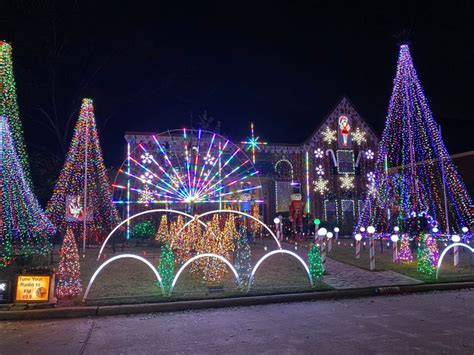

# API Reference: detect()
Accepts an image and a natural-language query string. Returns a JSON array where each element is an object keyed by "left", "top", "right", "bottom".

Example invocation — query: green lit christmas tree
[
  {"left": 158, "top": 242, "right": 174, "bottom": 295},
  {"left": 308, "top": 242, "right": 324, "bottom": 283}
]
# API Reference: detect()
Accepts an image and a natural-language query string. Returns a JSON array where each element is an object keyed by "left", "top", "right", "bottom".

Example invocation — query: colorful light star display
[
  {"left": 0, "top": 42, "right": 31, "bottom": 183},
  {"left": 356, "top": 45, "right": 473, "bottom": 235},
  {"left": 114, "top": 129, "right": 263, "bottom": 207},
  {"left": 0, "top": 117, "right": 55, "bottom": 267},
  {"left": 47, "top": 98, "right": 120, "bottom": 241},
  {"left": 241, "top": 123, "right": 267, "bottom": 164},
  {"left": 56, "top": 228, "right": 82, "bottom": 299}
]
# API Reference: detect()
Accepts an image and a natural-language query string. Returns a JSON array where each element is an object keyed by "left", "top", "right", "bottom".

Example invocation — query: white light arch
[
  {"left": 82, "top": 254, "right": 164, "bottom": 302},
  {"left": 274, "top": 159, "right": 294, "bottom": 181},
  {"left": 179, "top": 209, "right": 282, "bottom": 249},
  {"left": 436, "top": 243, "right": 474, "bottom": 279},
  {"left": 248, "top": 249, "right": 313, "bottom": 290},
  {"left": 171, "top": 253, "right": 240, "bottom": 294},
  {"left": 98, "top": 209, "right": 209, "bottom": 260}
]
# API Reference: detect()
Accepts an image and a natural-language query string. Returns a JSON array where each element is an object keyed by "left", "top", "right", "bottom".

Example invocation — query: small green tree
[
  {"left": 417, "top": 233, "right": 434, "bottom": 276},
  {"left": 131, "top": 221, "right": 155, "bottom": 240},
  {"left": 158, "top": 243, "right": 174, "bottom": 295},
  {"left": 308, "top": 242, "right": 325, "bottom": 284}
]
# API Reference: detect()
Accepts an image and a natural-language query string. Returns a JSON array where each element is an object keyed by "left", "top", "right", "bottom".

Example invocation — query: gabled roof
[{"left": 304, "top": 95, "right": 379, "bottom": 146}]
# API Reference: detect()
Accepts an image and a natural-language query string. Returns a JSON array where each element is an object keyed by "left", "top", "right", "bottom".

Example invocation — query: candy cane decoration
[
  {"left": 454, "top": 245, "right": 460, "bottom": 268},
  {"left": 355, "top": 233, "right": 362, "bottom": 259},
  {"left": 367, "top": 226, "right": 375, "bottom": 270},
  {"left": 452, "top": 234, "right": 461, "bottom": 268},
  {"left": 321, "top": 242, "right": 327, "bottom": 267},
  {"left": 369, "top": 237, "right": 375, "bottom": 270},
  {"left": 327, "top": 232, "right": 334, "bottom": 253},
  {"left": 390, "top": 234, "right": 399, "bottom": 263}
]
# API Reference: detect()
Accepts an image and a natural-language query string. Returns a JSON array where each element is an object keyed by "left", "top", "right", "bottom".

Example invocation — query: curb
[{"left": 1, "top": 281, "right": 473, "bottom": 321}]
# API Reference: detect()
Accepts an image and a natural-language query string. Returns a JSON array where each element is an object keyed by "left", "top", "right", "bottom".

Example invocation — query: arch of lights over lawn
[
  {"left": 112, "top": 129, "right": 264, "bottom": 238},
  {"left": 83, "top": 254, "right": 164, "bottom": 302}
]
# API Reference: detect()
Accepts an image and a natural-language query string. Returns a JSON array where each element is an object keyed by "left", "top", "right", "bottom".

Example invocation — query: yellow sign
[{"left": 15, "top": 275, "right": 51, "bottom": 302}]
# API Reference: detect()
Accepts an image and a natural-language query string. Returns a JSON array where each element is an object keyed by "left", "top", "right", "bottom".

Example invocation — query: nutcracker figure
[{"left": 289, "top": 192, "right": 303, "bottom": 234}]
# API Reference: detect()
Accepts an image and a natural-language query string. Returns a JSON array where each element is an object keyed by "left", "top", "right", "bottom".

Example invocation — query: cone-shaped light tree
[
  {"left": 0, "top": 117, "right": 55, "bottom": 267},
  {"left": 47, "top": 98, "right": 119, "bottom": 242},
  {"left": 0, "top": 41, "right": 31, "bottom": 183},
  {"left": 56, "top": 228, "right": 82, "bottom": 298},
  {"left": 357, "top": 45, "right": 473, "bottom": 234}
]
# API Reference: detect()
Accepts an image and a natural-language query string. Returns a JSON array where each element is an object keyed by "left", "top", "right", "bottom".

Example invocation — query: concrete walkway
[
  {"left": 324, "top": 257, "right": 422, "bottom": 289},
  {"left": 281, "top": 242, "right": 422, "bottom": 289}
]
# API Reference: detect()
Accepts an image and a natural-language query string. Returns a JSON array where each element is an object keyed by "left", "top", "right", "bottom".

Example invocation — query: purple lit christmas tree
[
  {"left": 357, "top": 45, "right": 473, "bottom": 235},
  {"left": 0, "top": 117, "right": 55, "bottom": 267}
]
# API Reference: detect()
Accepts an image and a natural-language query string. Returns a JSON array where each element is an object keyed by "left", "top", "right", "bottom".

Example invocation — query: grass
[
  {"left": 328, "top": 239, "right": 474, "bottom": 283},
  {"left": 32, "top": 242, "right": 331, "bottom": 306}
]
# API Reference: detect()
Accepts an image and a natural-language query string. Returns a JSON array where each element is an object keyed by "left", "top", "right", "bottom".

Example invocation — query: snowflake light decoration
[
  {"left": 138, "top": 185, "right": 155, "bottom": 206},
  {"left": 313, "top": 177, "right": 329, "bottom": 195},
  {"left": 321, "top": 126, "right": 337, "bottom": 144},
  {"left": 365, "top": 149, "right": 374, "bottom": 160},
  {"left": 141, "top": 152, "right": 153, "bottom": 164},
  {"left": 367, "top": 182, "right": 377, "bottom": 196},
  {"left": 315, "top": 164, "right": 325, "bottom": 176},
  {"left": 351, "top": 127, "right": 367, "bottom": 145},
  {"left": 204, "top": 153, "right": 215, "bottom": 165},
  {"left": 140, "top": 171, "right": 153, "bottom": 184},
  {"left": 339, "top": 173, "right": 354, "bottom": 190},
  {"left": 367, "top": 171, "right": 375, "bottom": 182},
  {"left": 314, "top": 148, "right": 324, "bottom": 159}
]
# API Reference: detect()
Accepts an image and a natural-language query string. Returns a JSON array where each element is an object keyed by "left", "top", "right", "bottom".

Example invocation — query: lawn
[
  {"left": 46, "top": 242, "right": 331, "bottom": 306},
  {"left": 328, "top": 239, "right": 474, "bottom": 283}
]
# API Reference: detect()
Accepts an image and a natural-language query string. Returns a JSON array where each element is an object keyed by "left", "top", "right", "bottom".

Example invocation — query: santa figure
[{"left": 339, "top": 115, "right": 351, "bottom": 146}]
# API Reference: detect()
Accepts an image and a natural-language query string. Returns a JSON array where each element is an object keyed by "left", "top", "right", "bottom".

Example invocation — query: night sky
[{"left": 1, "top": 1, "right": 472, "bottom": 168}]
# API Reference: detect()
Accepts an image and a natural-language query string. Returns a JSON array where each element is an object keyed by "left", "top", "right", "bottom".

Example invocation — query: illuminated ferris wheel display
[{"left": 113, "top": 128, "right": 263, "bottom": 208}]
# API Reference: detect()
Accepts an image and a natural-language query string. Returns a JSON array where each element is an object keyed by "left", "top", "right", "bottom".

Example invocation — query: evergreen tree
[
  {"left": 0, "top": 42, "right": 31, "bottom": 182},
  {"left": 357, "top": 45, "right": 472, "bottom": 234},
  {"left": 308, "top": 242, "right": 325, "bottom": 282},
  {"left": 158, "top": 242, "right": 174, "bottom": 295},
  {"left": 47, "top": 98, "right": 119, "bottom": 242},
  {"left": 0, "top": 117, "right": 55, "bottom": 267},
  {"left": 399, "top": 234, "right": 413, "bottom": 262},
  {"left": 234, "top": 226, "right": 252, "bottom": 287},
  {"left": 56, "top": 228, "right": 82, "bottom": 298},
  {"left": 155, "top": 215, "right": 169, "bottom": 242}
]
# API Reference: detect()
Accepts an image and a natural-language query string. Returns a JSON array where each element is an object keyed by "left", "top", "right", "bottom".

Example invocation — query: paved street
[{"left": 1, "top": 289, "right": 473, "bottom": 354}]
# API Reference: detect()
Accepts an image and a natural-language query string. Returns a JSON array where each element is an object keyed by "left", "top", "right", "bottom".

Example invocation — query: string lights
[
  {"left": 0, "top": 41, "right": 31, "bottom": 183},
  {"left": 356, "top": 44, "right": 473, "bottom": 235},
  {"left": 47, "top": 98, "right": 120, "bottom": 241},
  {"left": 0, "top": 117, "right": 55, "bottom": 267},
  {"left": 56, "top": 228, "right": 82, "bottom": 299}
]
